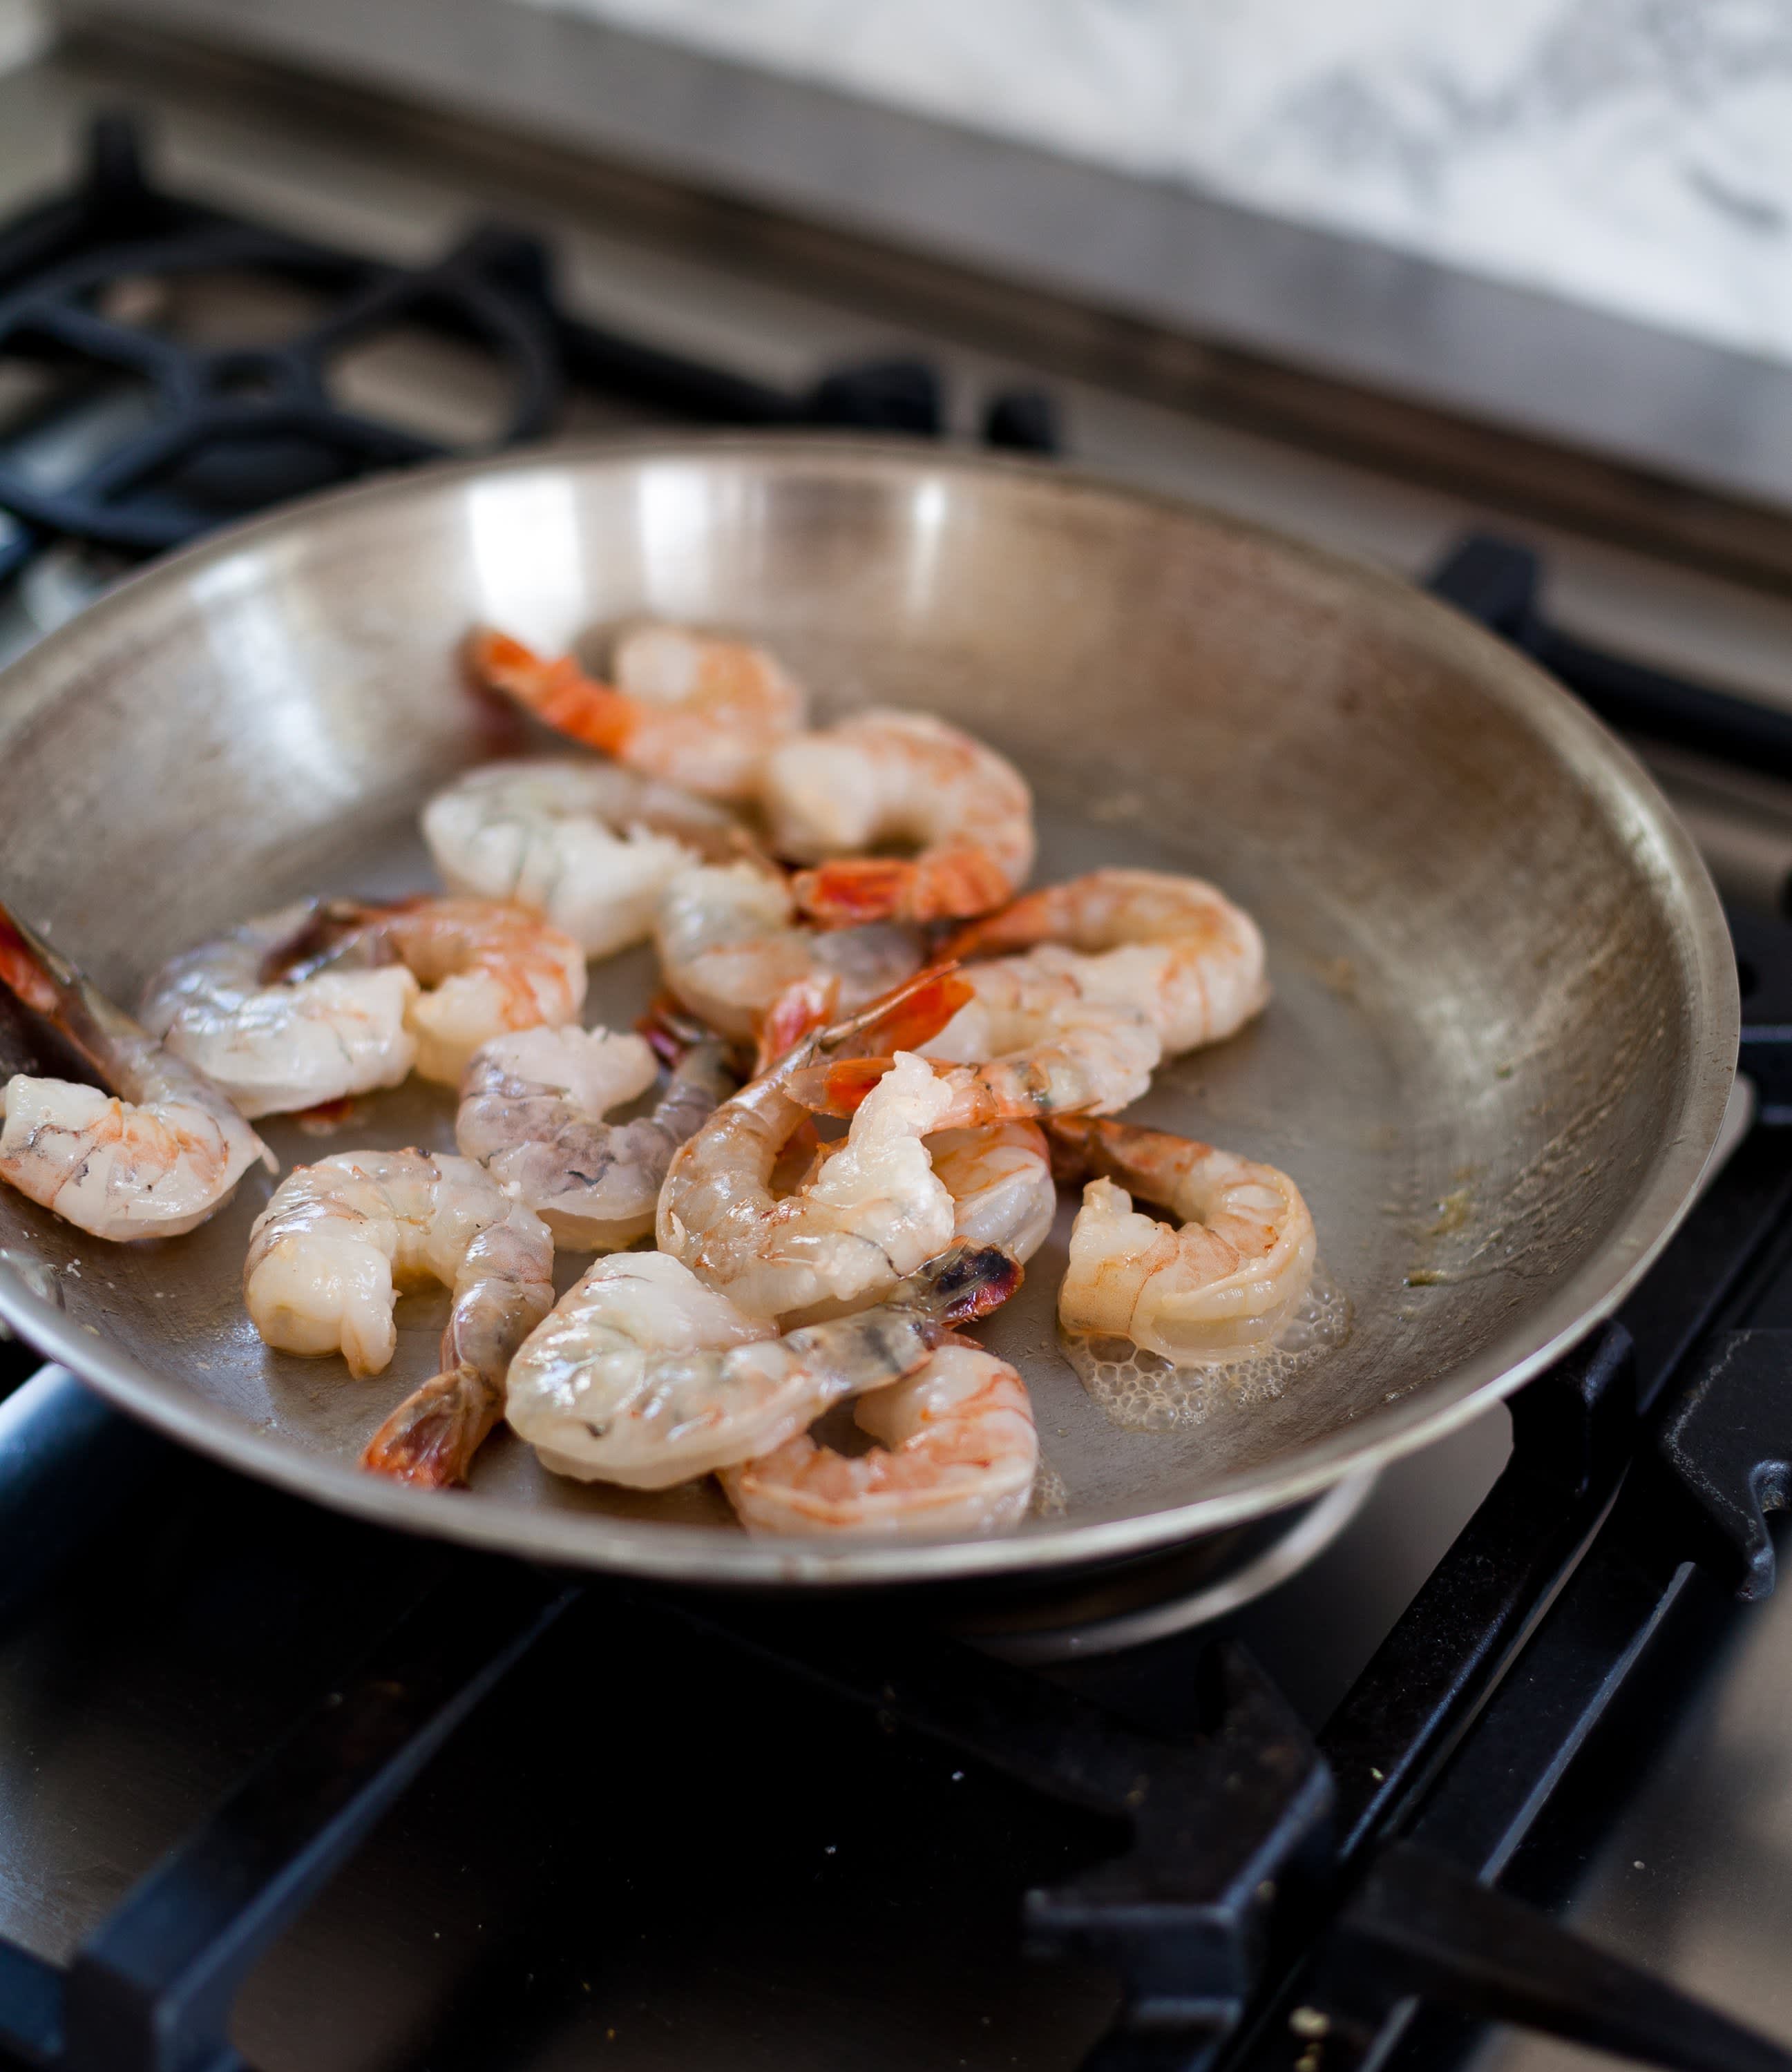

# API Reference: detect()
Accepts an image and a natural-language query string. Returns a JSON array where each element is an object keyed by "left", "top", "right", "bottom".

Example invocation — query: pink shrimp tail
[
  {"left": 794, "top": 846, "right": 1014, "bottom": 928},
  {"left": 828, "top": 963, "right": 973, "bottom": 1055},
  {"left": 0, "top": 905, "right": 62, "bottom": 1019},
  {"left": 754, "top": 972, "right": 840, "bottom": 1077},
  {"left": 939, "top": 885, "right": 1059, "bottom": 960},
  {"left": 637, "top": 990, "right": 718, "bottom": 1070},
  {"left": 784, "top": 1056, "right": 893, "bottom": 1116},
  {"left": 466, "top": 625, "right": 636, "bottom": 757},
  {"left": 360, "top": 1365, "right": 499, "bottom": 1489}
]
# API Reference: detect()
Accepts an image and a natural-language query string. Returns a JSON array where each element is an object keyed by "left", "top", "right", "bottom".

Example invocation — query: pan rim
[{"left": 0, "top": 430, "right": 1739, "bottom": 1587}]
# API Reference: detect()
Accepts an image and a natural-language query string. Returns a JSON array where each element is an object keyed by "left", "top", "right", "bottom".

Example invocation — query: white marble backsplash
[{"left": 517, "top": 0, "right": 1792, "bottom": 369}]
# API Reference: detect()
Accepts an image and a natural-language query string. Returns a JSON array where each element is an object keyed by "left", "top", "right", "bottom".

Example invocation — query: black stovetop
[{"left": 2, "top": 109, "right": 1792, "bottom": 2072}]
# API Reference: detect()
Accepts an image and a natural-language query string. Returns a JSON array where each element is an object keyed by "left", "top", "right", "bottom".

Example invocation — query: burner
[{"left": 0, "top": 221, "right": 560, "bottom": 552}]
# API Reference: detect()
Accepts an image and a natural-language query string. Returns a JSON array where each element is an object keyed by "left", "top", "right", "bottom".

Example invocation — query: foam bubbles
[
  {"left": 1060, "top": 1261, "right": 1353, "bottom": 1432},
  {"left": 1029, "top": 1456, "right": 1069, "bottom": 1518}
]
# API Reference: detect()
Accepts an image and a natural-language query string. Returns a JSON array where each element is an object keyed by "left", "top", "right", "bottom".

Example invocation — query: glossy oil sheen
[{"left": 0, "top": 437, "right": 1737, "bottom": 1586}]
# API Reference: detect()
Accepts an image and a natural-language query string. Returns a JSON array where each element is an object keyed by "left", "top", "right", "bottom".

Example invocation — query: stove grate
[{"left": 0, "top": 113, "right": 1058, "bottom": 587}]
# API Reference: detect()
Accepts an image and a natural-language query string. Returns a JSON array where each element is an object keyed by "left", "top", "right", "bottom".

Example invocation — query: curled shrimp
[
  {"left": 928, "top": 1120, "right": 1057, "bottom": 1263},
  {"left": 790, "top": 867, "right": 1268, "bottom": 1126},
  {"left": 656, "top": 967, "right": 979, "bottom": 1323},
  {"left": 271, "top": 896, "right": 586, "bottom": 1087},
  {"left": 456, "top": 1024, "right": 733, "bottom": 1250},
  {"left": 0, "top": 904, "right": 272, "bottom": 1241},
  {"left": 1047, "top": 1116, "right": 1315, "bottom": 1364},
  {"left": 138, "top": 900, "right": 420, "bottom": 1119},
  {"left": 788, "top": 963, "right": 1161, "bottom": 1126},
  {"left": 720, "top": 1343, "right": 1037, "bottom": 1538},
  {"left": 504, "top": 1239, "right": 1019, "bottom": 1488},
  {"left": 773, "top": 1114, "right": 1056, "bottom": 1269},
  {"left": 654, "top": 861, "right": 921, "bottom": 1042},
  {"left": 242, "top": 1147, "right": 555, "bottom": 1487},
  {"left": 468, "top": 623, "right": 807, "bottom": 802},
  {"left": 421, "top": 756, "right": 747, "bottom": 959},
  {"left": 944, "top": 867, "right": 1268, "bottom": 1056},
  {"left": 762, "top": 709, "right": 1034, "bottom": 925}
]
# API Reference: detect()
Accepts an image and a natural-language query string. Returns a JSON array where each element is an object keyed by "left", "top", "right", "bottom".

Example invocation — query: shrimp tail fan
[
  {"left": 783, "top": 1056, "right": 891, "bottom": 1117},
  {"left": 907, "top": 1241, "right": 1024, "bottom": 1327},
  {"left": 819, "top": 961, "right": 972, "bottom": 1059},
  {"left": 0, "top": 899, "right": 159, "bottom": 1075},
  {"left": 0, "top": 903, "right": 64, "bottom": 1019},
  {"left": 361, "top": 1365, "right": 502, "bottom": 1489},
  {"left": 465, "top": 626, "right": 633, "bottom": 756},
  {"left": 754, "top": 972, "right": 841, "bottom": 1077}
]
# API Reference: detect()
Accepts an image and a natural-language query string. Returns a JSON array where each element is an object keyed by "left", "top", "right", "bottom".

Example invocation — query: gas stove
[{"left": 5, "top": 28, "right": 1792, "bottom": 2072}]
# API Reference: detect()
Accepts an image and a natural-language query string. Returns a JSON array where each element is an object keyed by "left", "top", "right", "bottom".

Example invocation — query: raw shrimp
[
  {"left": 456, "top": 1024, "right": 734, "bottom": 1249},
  {"left": 468, "top": 623, "right": 806, "bottom": 801},
  {"left": 771, "top": 1115, "right": 1056, "bottom": 1268},
  {"left": 1047, "top": 1116, "right": 1315, "bottom": 1363},
  {"left": 654, "top": 861, "right": 921, "bottom": 1042},
  {"left": 0, "top": 903, "right": 271, "bottom": 1241},
  {"left": 504, "top": 1239, "right": 1019, "bottom": 1488},
  {"left": 138, "top": 901, "right": 419, "bottom": 1119},
  {"left": 788, "top": 962, "right": 1161, "bottom": 1126},
  {"left": 793, "top": 868, "right": 1269, "bottom": 1125},
  {"left": 242, "top": 1148, "right": 555, "bottom": 1487},
  {"left": 928, "top": 1120, "right": 1056, "bottom": 1265},
  {"left": 271, "top": 897, "right": 586, "bottom": 1087},
  {"left": 762, "top": 709, "right": 1034, "bottom": 925},
  {"left": 664, "top": 1047, "right": 964, "bottom": 1323},
  {"left": 655, "top": 965, "right": 974, "bottom": 1322},
  {"left": 944, "top": 868, "right": 1268, "bottom": 1056},
  {"left": 421, "top": 756, "right": 747, "bottom": 959},
  {"left": 720, "top": 1343, "right": 1037, "bottom": 1538}
]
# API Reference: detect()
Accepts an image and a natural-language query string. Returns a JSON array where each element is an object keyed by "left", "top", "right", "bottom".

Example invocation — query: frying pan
[{"left": 0, "top": 437, "right": 1737, "bottom": 1588}]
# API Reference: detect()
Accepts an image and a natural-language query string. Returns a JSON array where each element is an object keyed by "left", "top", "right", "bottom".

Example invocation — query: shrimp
[
  {"left": 790, "top": 868, "right": 1268, "bottom": 1126},
  {"left": 770, "top": 1114, "right": 1057, "bottom": 1268},
  {"left": 654, "top": 861, "right": 921, "bottom": 1042},
  {"left": 468, "top": 623, "right": 807, "bottom": 801},
  {"left": 137, "top": 901, "right": 420, "bottom": 1120},
  {"left": 1047, "top": 1116, "right": 1315, "bottom": 1363},
  {"left": 664, "top": 1046, "right": 966, "bottom": 1323},
  {"left": 720, "top": 1344, "right": 1036, "bottom": 1538},
  {"left": 504, "top": 1239, "right": 1019, "bottom": 1488},
  {"left": 928, "top": 1120, "right": 1057, "bottom": 1264},
  {"left": 654, "top": 962, "right": 969, "bottom": 1317},
  {"left": 270, "top": 897, "right": 586, "bottom": 1087},
  {"left": 421, "top": 756, "right": 747, "bottom": 959},
  {"left": 788, "top": 962, "right": 1161, "bottom": 1126},
  {"left": 455, "top": 1024, "right": 734, "bottom": 1250},
  {"left": 0, "top": 903, "right": 272, "bottom": 1241},
  {"left": 944, "top": 868, "right": 1268, "bottom": 1057},
  {"left": 761, "top": 709, "right": 1035, "bottom": 925},
  {"left": 242, "top": 1147, "right": 555, "bottom": 1486}
]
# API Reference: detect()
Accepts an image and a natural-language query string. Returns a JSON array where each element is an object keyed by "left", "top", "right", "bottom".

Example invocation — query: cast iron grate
[{"left": 0, "top": 111, "right": 1059, "bottom": 586}]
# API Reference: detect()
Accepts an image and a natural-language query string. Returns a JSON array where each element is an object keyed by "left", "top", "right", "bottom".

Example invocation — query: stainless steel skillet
[{"left": 0, "top": 436, "right": 1737, "bottom": 1588}]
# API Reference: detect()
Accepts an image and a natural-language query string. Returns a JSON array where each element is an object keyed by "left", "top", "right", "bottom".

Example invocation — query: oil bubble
[{"left": 1060, "top": 1261, "right": 1352, "bottom": 1432}]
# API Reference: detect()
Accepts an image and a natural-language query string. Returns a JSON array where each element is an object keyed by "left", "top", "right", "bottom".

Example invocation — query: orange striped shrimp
[
  {"left": 467, "top": 623, "right": 807, "bottom": 802},
  {"left": 763, "top": 709, "right": 1034, "bottom": 926}
]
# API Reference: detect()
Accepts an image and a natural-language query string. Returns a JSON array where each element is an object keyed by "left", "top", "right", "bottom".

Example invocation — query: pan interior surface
[{"left": 0, "top": 440, "right": 1735, "bottom": 1584}]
